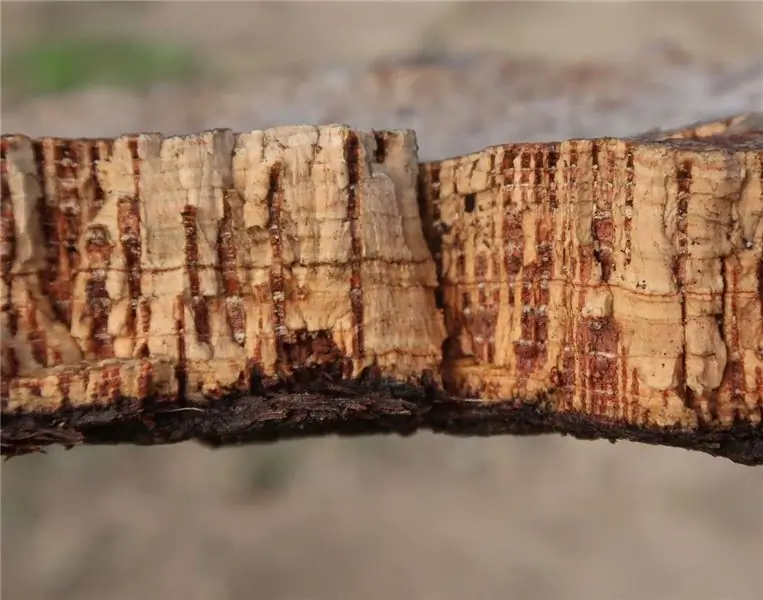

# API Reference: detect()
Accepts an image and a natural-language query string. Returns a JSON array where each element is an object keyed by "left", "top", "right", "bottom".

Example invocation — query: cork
[
  {"left": 422, "top": 113, "right": 763, "bottom": 430},
  {"left": 1, "top": 114, "right": 762, "bottom": 462}
]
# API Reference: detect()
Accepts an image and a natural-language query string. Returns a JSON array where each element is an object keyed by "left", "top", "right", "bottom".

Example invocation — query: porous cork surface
[
  {"left": 1, "top": 126, "right": 444, "bottom": 409},
  {"left": 424, "top": 115, "right": 763, "bottom": 429},
  {"left": 2, "top": 112, "right": 762, "bottom": 463}
]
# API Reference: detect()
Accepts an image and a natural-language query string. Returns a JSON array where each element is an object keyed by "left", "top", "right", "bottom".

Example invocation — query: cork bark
[{"left": 2, "top": 114, "right": 762, "bottom": 464}]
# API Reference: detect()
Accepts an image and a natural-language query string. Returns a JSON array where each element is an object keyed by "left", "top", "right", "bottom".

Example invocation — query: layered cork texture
[
  {"left": 0, "top": 126, "right": 445, "bottom": 413},
  {"left": 419, "top": 114, "right": 763, "bottom": 430},
  {"left": 2, "top": 114, "right": 762, "bottom": 439}
]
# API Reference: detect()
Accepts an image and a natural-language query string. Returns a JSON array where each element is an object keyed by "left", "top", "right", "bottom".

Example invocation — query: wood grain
[{"left": 2, "top": 114, "right": 762, "bottom": 463}]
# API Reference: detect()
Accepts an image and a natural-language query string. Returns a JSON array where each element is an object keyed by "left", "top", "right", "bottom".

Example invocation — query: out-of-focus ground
[{"left": 2, "top": 3, "right": 763, "bottom": 600}]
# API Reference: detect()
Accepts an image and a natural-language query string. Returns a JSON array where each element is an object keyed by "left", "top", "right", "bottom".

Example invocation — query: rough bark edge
[{"left": 3, "top": 378, "right": 761, "bottom": 465}]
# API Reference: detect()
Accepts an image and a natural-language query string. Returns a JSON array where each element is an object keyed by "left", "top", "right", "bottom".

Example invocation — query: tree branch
[{"left": 2, "top": 114, "right": 762, "bottom": 465}]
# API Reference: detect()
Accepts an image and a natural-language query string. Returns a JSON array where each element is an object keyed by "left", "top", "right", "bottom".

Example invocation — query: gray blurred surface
[{"left": 2, "top": 3, "right": 763, "bottom": 600}]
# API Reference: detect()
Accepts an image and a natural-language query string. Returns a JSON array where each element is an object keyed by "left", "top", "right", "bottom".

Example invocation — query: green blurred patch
[{"left": 2, "top": 36, "right": 204, "bottom": 98}]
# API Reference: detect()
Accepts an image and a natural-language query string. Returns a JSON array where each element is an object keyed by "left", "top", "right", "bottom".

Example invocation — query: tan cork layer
[
  {"left": 421, "top": 113, "right": 763, "bottom": 430},
  {"left": 1, "top": 126, "right": 445, "bottom": 409},
  {"left": 1, "top": 114, "right": 762, "bottom": 461}
]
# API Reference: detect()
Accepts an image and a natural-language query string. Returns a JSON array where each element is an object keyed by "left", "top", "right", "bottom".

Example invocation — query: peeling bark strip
[{"left": 1, "top": 115, "right": 762, "bottom": 464}]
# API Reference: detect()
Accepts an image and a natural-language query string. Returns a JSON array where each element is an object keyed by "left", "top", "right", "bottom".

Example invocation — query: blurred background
[{"left": 2, "top": 2, "right": 763, "bottom": 599}]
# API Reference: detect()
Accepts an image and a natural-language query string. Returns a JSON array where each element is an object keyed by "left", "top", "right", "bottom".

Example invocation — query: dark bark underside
[{"left": 2, "top": 378, "right": 762, "bottom": 465}]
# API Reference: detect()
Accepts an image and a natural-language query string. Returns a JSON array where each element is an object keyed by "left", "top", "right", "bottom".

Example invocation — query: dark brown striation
[
  {"left": 1, "top": 115, "right": 762, "bottom": 464},
  {"left": 345, "top": 131, "right": 366, "bottom": 359}
]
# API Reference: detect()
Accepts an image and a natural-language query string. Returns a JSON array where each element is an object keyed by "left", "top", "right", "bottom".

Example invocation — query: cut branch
[{"left": 1, "top": 114, "right": 762, "bottom": 464}]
